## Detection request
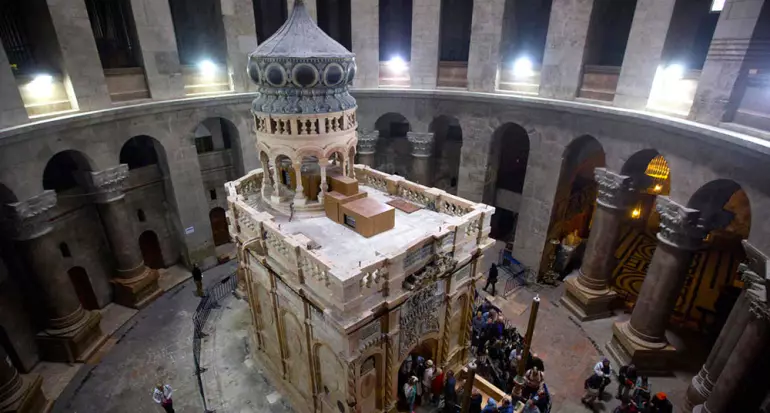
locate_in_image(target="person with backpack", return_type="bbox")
[403,376,419,413]
[582,372,604,408]
[616,363,638,400]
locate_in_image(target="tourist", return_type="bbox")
[152,382,174,413]
[524,366,544,398]
[431,367,444,405]
[192,263,203,297]
[482,397,499,413]
[443,370,458,412]
[634,376,651,408]
[422,360,435,404]
[582,372,604,408]
[521,398,541,413]
[498,398,514,413]
[534,388,550,413]
[613,396,639,413]
[527,353,545,372]
[404,376,419,413]
[617,363,637,399]
[648,392,673,413]
[484,263,498,296]
[593,358,612,396]
[469,389,483,413]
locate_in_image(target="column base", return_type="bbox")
[560,277,618,321]
[36,310,106,363]
[1,374,53,413]
[684,366,713,412]
[605,321,676,374]
[112,268,162,309]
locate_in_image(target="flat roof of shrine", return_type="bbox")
[278,185,458,276]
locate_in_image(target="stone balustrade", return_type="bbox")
[254,108,358,136]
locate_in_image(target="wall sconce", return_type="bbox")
[631,207,642,219]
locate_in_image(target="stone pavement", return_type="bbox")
[52,260,292,413]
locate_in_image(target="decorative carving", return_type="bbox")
[3,190,56,240]
[356,129,379,155]
[398,283,443,358]
[594,168,633,210]
[88,164,129,203]
[439,200,472,216]
[402,253,458,291]
[440,297,453,364]
[347,360,357,409]
[407,132,435,158]
[655,197,707,250]
[384,334,396,410]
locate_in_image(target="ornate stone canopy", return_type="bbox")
[247,0,356,115]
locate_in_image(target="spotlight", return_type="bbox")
[387,56,407,74]
[631,207,641,219]
[27,74,54,98]
[663,63,685,81]
[198,60,217,78]
[710,0,725,12]
[512,57,534,78]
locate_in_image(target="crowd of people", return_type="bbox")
[582,358,673,413]
[399,355,459,412]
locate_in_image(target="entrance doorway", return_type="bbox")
[397,338,438,411]
[67,267,99,310]
[209,207,230,246]
[139,230,164,269]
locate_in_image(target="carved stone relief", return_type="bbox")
[398,282,443,358]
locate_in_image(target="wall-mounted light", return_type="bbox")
[711,0,725,12]
[198,59,217,79]
[653,184,663,193]
[631,207,642,219]
[27,74,54,98]
[387,56,407,74]
[512,57,534,79]
[663,63,685,81]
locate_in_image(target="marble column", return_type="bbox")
[539,0,595,99]
[0,42,28,128]
[272,163,282,204]
[46,0,112,111]
[689,0,768,125]
[607,196,707,372]
[407,132,434,186]
[351,0,379,88]
[561,168,633,320]
[410,0,441,89]
[3,191,105,363]
[220,0,258,92]
[87,165,161,309]
[0,345,50,413]
[696,285,770,413]
[129,0,185,99]
[356,129,379,168]
[293,162,305,206]
[319,159,328,203]
[289,0,317,21]
[467,0,506,92]
[614,0,677,109]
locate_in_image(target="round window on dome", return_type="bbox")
[247,59,261,84]
[265,63,287,87]
[323,63,344,87]
[292,63,319,88]
[346,63,356,84]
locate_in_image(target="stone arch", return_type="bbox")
[688,179,751,240]
[139,230,164,269]
[373,113,412,177]
[119,135,165,171]
[192,117,245,177]
[209,207,230,246]
[374,112,411,138]
[42,150,94,192]
[429,115,462,193]
[0,183,18,206]
[485,122,531,240]
[357,349,384,412]
[621,149,672,195]
[313,342,346,411]
[281,309,312,398]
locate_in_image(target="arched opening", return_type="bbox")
[485,123,530,241]
[301,156,322,202]
[396,338,438,411]
[541,135,605,278]
[373,113,411,178]
[120,135,160,170]
[137,209,146,222]
[67,267,99,310]
[42,150,93,193]
[209,207,230,246]
[194,117,244,177]
[59,242,72,258]
[139,230,164,269]
[358,353,384,412]
[429,116,462,193]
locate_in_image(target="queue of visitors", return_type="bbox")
[582,358,673,413]
[398,354,459,413]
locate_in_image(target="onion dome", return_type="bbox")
[247,0,356,115]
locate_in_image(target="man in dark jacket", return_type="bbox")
[192,264,203,296]
[617,363,637,399]
[649,392,673,413]
[484,264,499,296]
[443,370,457,412]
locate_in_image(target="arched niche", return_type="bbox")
[42,150,94,193]
[429,115,462,194]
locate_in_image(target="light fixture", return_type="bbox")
[653,184,663,193]
[198,59,217,78]
[631,207,642,219]
[663,63,685,81]
[27,74,54,98]
[512,57,534,79]
[710,0,725,12]
[387,56,407,74]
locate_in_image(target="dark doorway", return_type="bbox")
[67,267,99,310]
[0,326,24,371]
[209,207,230,246]
[139,230,164,269]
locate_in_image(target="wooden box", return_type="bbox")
[339,198,395,238]
[328,175,359,196]
[324,191,367,223]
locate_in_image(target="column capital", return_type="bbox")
[356,129,380,155]
[655,196,708,250]
[407,132,434,157]
[595,168,634,210]
[87,165,129,203]
[2,191,57,240]
[740,240,770,319]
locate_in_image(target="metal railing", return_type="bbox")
[192,271,238,413]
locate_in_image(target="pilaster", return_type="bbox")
[410,0,441,89]
[351,0,379,88]
[221,0,258,92]
[356,130,380,155]
[0,43,28,128]
[467,0,505,92]
[406,132,435,158]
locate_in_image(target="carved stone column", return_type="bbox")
[356,129,379,168]
[293,162,305,206]
[87,165,161,308]
[272,162,283,204]
[695,279,770,413]
[3,191,105,363]
[687,241,768,412]
[562,168,633,320]
[408,132,434,186]
[607,196,707,372]
[0,345,50,413]
[319,159,328,203]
